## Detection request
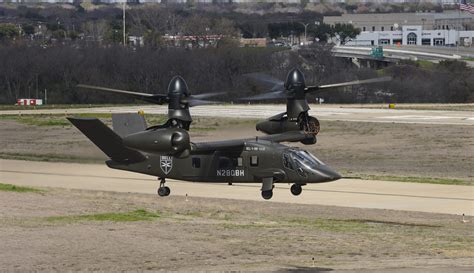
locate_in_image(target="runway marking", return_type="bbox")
[378,115,471,120]
[2,169,472,202]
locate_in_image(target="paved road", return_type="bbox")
[1,159,472,216]
[1,104,473,125]
[381,45,474,58]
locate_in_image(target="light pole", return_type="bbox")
[298,22,310,45]
[122,1,126,46]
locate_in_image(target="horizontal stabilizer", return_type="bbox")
[68,117,146,164]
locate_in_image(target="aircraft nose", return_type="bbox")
[318,165,342,181]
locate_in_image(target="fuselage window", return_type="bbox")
[192,157,201,168]
[250,155,259,167]
[237,157,243,167]
[219,157,232,169]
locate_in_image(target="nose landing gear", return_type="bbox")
[290,184,303,196]
[157,178,171,197]
[261,190,273,200]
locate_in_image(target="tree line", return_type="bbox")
[0,5,361,46]
[0,43,472,105]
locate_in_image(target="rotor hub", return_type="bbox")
[284,68,306,90]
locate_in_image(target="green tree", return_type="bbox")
[333,23,360,45]
[143,30,163,49]
[22,24,35,36]
[0,24,19,40]
[307,23,334,43]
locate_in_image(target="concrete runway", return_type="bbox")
[1,104,473,126]
[1,159,472,216]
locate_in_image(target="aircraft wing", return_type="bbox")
[191,131,312,153]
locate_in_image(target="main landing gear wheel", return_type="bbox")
[158,186,170,197]
[157,178,171,197]
[261,190,273,200]
[290,184,302,196]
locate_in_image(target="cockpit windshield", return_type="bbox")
[289,149,325,168]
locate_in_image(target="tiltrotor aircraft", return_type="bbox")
[244,68,391,144]
[70,76,341,200]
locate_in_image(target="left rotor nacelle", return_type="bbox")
[123,128,191,158]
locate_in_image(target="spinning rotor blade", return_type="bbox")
[187,98,221,107]
[77,84,168,104]
[305,76,392,94]
[190,92,225,99]
[244,72,285,87]
[171,91,223,107]
[240,90,288,101]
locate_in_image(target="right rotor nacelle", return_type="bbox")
[256,113,319,145]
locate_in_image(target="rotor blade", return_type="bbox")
[270,83,285,92]
[190,92,225,99]
[77,84,154,97]
[188,98,221,107]
[77,84,168,104]
[305,76,392,94]
[243,72,285,87]
[240,90,288,101]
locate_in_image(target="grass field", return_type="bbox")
[0,104,139,111]
[0,188,472,271]
[46,209,160,223]
[352,175,472,186]
[0,183,42,193]
[0,113,225,130]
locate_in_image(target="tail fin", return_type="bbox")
[112,113,147,137]
[68,117,146,164]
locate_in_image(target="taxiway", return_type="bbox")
[1,159,472,216]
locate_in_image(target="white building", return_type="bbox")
[325,12,474,31]
[345,25,474,46]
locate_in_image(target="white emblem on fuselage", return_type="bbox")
[160,156,173,174]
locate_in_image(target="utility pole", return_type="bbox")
[36,74,39,99]
[123,1,126,46]
[298,22,310,45]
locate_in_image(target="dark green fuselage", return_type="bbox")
[107,140,340,184]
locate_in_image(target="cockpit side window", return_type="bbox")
[304,151,325,165]
[283,153,294,170]
[293,160,307,177]
[291,150,324,168]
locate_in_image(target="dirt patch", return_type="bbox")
[0,188,472,272]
